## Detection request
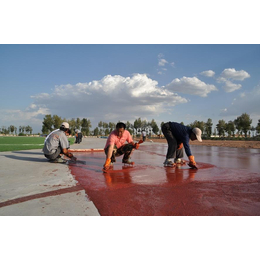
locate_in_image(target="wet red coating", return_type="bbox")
[69,144,260,216]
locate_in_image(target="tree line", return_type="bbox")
[1,112,260,138]
[0,125,33,135]
[41,113,260,138]
[92,118,160,136]
[41,115,160,136]
[183,113,260,138]
[42,115,92,136]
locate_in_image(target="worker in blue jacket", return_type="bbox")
[161,122,202,168]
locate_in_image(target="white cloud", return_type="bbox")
[222,80,242,92]
[221,108,227,112]
[158,58,168,67]
[157,53,175,74]
[166,76,218,97]
[200,70,215,77]
[217,68,250,93]
[219,68,250,81]
[31,74,188,127]
[0,106,49,132]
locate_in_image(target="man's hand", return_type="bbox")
[188,155,197,169]
[103,158,111,171]
[67,152,77,161]
[134,143,140,149]
[130,140,143,149]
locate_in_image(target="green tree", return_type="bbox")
[9,125,15,134]
[134,118,142,130]
[125,121,133,135]
[1,126,8,134]
[225,120,235,137]
[42,115,54,134]
[68,118,76,134]
[105,128,110,136]
[81,118,91,136]
[188,120,205,134]
[98,121,104,135]
[142,119,148,129]
[25,125,33,134]
[256,119,260,135]
[75,118,81,130]
[109,122,116,132]
[234,113,252,137]
[149,119,159,135]
[197,121,205,135]
[103,122,109,135]
[205,119,213,138]
[52,115,63,129]
[216,119,226,137]
[93,127,99,136]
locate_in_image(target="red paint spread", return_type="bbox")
[69,145,260,216]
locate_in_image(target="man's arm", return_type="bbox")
[62,148,77,161]
[105,145,114,160]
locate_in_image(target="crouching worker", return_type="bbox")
[43,122,77,163]
[103,122,140,171]
[161,121,202,168]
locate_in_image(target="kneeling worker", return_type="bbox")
[161,121,202,168]
[43,122,77,163]
[103,122,140,171]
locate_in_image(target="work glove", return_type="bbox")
[188,155,197,169]
[177,143,183,150]
[130,140,143,149]
[68,152,77,161]
[103,158,111,168]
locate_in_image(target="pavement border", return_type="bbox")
[69,148,104,152]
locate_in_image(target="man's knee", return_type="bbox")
[44,153,58,161]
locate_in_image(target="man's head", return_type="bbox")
[60,122,71,135]
[191,127,202,142]
[116,122,126,138]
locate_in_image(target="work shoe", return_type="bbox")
[174,158,186,164]
[51,158,67,163]
[122,158,134,165]
[163,159,175,167]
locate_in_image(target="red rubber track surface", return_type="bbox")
[69,144,260,216]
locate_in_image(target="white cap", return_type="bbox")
[61,122,69,129]
[192,128,202,142]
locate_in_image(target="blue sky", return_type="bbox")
[0,44,259,133]
[0,1,259,134]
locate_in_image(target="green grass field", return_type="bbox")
[0,136,75,152]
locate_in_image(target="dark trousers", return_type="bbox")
[104,144,134,163]
[44,146,63,161]
[161,122,183,159]
[75,133,82,143]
